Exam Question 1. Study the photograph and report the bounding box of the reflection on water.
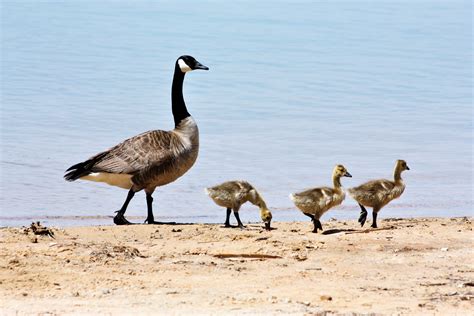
[1,1,472,226]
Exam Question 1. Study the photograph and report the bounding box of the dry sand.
[1,217,473,315]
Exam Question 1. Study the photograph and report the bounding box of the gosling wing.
[295,187,334,210]
[349,179,395,206]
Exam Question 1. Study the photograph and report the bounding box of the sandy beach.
[1,217,472,315]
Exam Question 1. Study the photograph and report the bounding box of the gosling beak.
[194,61,209,71]
[406,165,410,170]
[344,171,352,177]
[264,221,271,231]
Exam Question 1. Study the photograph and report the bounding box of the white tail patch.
[204,188,211,196]
[81,172,133,190]
[289,193,296,201]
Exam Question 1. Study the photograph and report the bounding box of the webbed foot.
[114,213,132,225]
[145,217,177,225]
[358,211,368,227]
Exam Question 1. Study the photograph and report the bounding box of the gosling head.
[260,208,273,231]
[177,55,209,73]
[334,164,352,178]
[397,159,410,171]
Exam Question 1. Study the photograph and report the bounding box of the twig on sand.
[344,226,396,234]
[212,253,282,259]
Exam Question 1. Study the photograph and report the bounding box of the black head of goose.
[64,55,208,225]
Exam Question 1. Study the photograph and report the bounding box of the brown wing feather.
[91,130,174,174]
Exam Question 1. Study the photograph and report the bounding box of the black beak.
[406,166,410,170]
[265,222,271,231]
[344,171,352,177]
[194,61,209,71]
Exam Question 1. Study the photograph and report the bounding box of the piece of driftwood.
[28,222,55,238]
[344,226,396,234]
[212,253,282,259]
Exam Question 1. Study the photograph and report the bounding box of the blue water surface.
[1,1,472,226]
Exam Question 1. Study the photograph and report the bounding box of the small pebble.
[320,295,333,301]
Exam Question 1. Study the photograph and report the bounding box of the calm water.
[1,1,472,227]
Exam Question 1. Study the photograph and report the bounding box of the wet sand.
[1,217,473,315]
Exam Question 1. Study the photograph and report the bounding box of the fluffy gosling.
[205,181,272,230]
[290,165,352,233]
[348,159,410,228]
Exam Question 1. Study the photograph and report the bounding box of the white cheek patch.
[178,59,192,72]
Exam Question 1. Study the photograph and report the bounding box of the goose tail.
[64,160,92,181]
[64,152,108,181]
[289,193,296,202]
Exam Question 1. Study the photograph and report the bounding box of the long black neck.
[171,63,190,127]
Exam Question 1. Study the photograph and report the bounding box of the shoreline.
[1,213,472,228]
[1,217,473,315]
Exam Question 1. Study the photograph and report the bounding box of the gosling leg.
[371,210,378,228]
[303,213,317,232]
[114,189,135,225]
[233,211,245,229]
[303,212,314,220]
[224,208,232,227]
[316,219,323,231]
[358,203,368,227]
[312,218,323,233]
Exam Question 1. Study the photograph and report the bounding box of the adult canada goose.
[289,165,352,233]
[64,55,209,225]
[205,181,273,230]
[348,160,410,228]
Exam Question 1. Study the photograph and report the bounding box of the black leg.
[312,218,323,233]
[234,211,245,229]
[371,211,378,228]
[224,208,232,227]
[143,192,177,225]
[114,189,135,225]
[302,213,318,232]
[358,203,368,227]
[316,219,323,231]
[145,193,154,224]
[303,212,314,220]
[311,217,318,233]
